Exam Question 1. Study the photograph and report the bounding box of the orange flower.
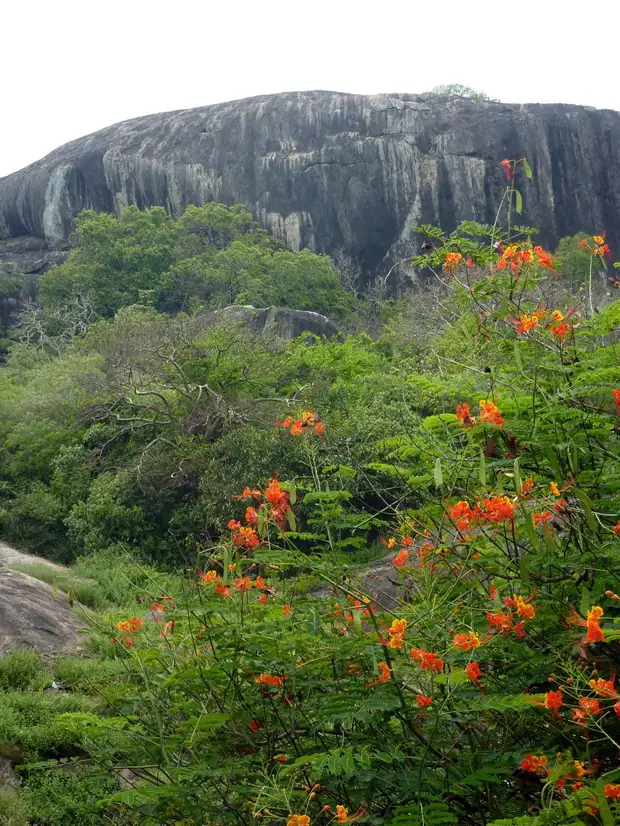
[417,695,433,708]
[287,816,310,826]
[453,632,481,651]
[410,648,443,673]
[245,507,258,526]
[516,314,539,334]
[466,257,474,269]
[544,690,563,714]
[612,389,620,410]
[578,238,589,248]
[604,784,620,799]
[200,570,219,584]
[551,310,564,322]
[612,520,620,536]
[215,582,231,598]
[276,754,288,762]
[533,246,555,270]
[443,251,463,272]
[315,421,326,438]
[117,620,131,633]
[500,159,514,179]
[553,499,568,514]
[515,596,535,619]
[593,235,605,246]
[391,548,409,568]
[231,524,260,550]
[479,400,504,426]
[521,477,534,495]
[588,677,617,698]
[456,403,476,427]
[257,593,268,605]
[481,496,515,524]
[533,510,553,527]
[265,477,290,510]
[335,806,349,824]
[605,589,620,600]
[549,482,560,496]
[368,661,391,687]
[520,754,548,774]
[575,697,601,717]
[290,421,304,436]
[281,603,292,616]
[255,673,285,687]
[234,576,253,591]
[486,611,513,633]
[388,619,407,649]
[465,661,482,682]
[550,321,570,340]
[586,606,605,643]
[234,486,262,500]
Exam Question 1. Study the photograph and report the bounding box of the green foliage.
[423,83,493,100]
[39,202,350,319]
[0,789,29,826]
[0,650,50,691]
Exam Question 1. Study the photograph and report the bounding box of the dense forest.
[1,158,620,826]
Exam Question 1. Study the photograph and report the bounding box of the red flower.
[585,606,605,643]
[551,321,570,340]
[368,661,391,687]
[500,159,514,179]
[465,661,482,682]
[245,507,258,526]
[588,677,617,698]
[417,695,433,708]
[410,648,443,673]
[214,582,231,598]
[456,403,476,427]
[533,510,553,527]
[453,632,481,651]
[255,673,285,687]
[604,784,620,799]
[520,754,548,774]
[612,520,620,536]
[392,549,409,568]
[249,720,263,732]
[486,611,513,633]
[613,389,620,412]
[544,690,563,714]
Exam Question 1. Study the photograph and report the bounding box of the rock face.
[0,544,82,655]
[211,306,338,339]
[1,91,619,280]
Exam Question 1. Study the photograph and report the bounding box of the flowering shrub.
[63,162,620,826]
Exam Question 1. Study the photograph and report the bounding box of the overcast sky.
[2,0,620,178]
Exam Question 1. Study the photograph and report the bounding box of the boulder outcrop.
[1,91,619,280]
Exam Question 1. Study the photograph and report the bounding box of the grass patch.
[7,563,106,610]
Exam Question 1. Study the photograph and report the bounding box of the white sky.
[2,0,620,178]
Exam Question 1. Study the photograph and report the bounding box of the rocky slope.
[0,542,82,655]
[1,91,619,280]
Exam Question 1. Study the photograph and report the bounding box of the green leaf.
[434,458,443,489]
[513,340,523,370]
[479,446,487,486]
[518,557,530,588]
[522,158,532,179]
[513,457,522,494]
[572,487,598,531]
[514,189,523,214]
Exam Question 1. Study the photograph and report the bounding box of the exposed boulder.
[209,305,338,339]
[0,546,82,656]
[1,91,619,281]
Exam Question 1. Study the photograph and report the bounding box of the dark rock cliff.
[1,91,619,280]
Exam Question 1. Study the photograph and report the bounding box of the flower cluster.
[410,647,443,673]
[279,411,325,437]
[111,616,145,648]
[497,244,554,274]
[485,594,536,638]
[233,477,291,533]
[456,400,504,428]
[387,619,407,649]
[579,234,611,257]
[449,496,517,532]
